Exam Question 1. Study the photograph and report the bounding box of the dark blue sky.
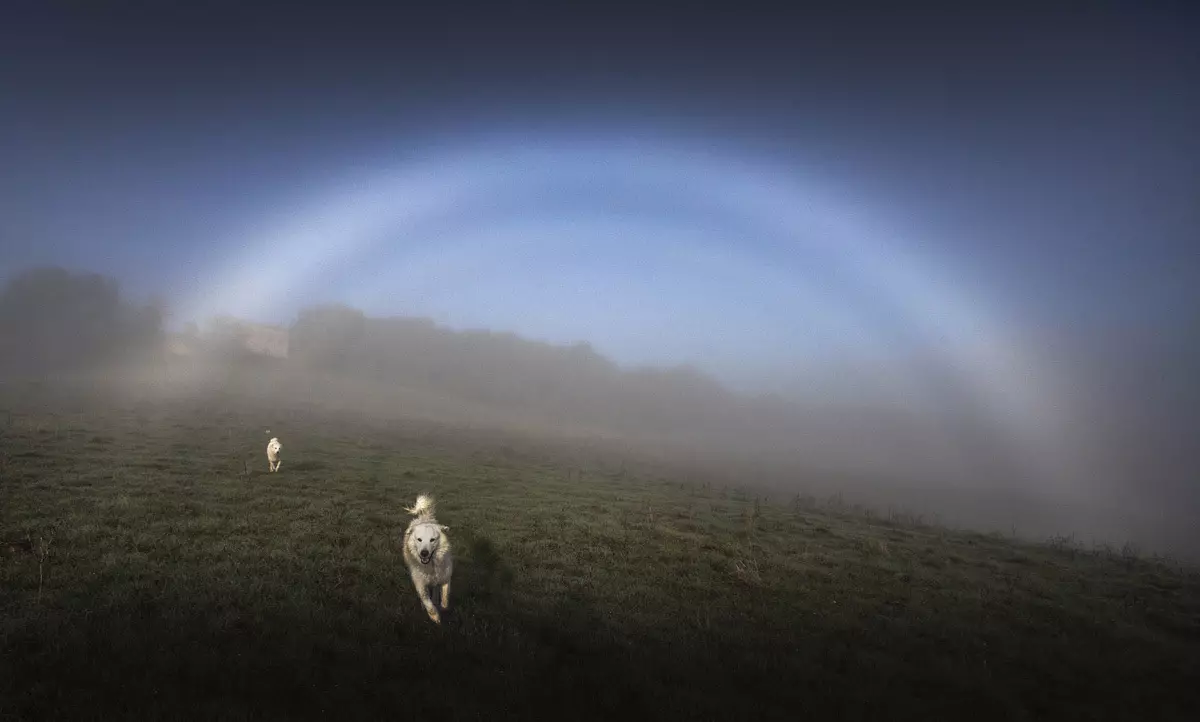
[2,1,1197,379]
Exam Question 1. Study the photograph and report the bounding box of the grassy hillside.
[1,378,1198,721]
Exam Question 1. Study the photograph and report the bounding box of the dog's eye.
[417,538,422,542]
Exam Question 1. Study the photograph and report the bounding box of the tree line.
[0,267,164,374]
[0,266,749,435]
[288,303,748,435]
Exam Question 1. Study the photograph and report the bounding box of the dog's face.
[268,439,281,452]
[407,521,444,565]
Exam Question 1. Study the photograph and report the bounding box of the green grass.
[2,380,1198,721]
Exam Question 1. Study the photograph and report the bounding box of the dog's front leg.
[412,574,440,624]
[440,581,451,610]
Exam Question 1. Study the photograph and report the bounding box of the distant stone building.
[164,334,197,357]
[167,317,290,359]
[238,321,289,358]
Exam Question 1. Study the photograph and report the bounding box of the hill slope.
[1,377,1197,721]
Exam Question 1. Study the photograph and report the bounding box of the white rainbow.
[178,132,1080,494]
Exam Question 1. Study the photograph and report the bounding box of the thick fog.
[2,267,1195,560]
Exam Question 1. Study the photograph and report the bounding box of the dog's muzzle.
[419,551,431,564]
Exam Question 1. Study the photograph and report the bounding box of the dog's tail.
[404,494,435,519]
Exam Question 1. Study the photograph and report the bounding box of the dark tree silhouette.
[286,302,739,434]
[0,267,164,373]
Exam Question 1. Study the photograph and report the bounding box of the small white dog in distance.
[402,494,454,625]
[266,437,283,472]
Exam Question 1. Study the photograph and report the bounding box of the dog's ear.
[439,525,450,531]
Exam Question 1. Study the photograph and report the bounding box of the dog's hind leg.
[411,574,441,624]
[440,581,450,610]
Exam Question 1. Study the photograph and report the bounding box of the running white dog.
[401,494,454,624]
[266,437,283,472]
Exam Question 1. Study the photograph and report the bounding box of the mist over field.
[2,266,1195,560]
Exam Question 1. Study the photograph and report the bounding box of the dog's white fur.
[266,437,282,472]
[401,494,453,624]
